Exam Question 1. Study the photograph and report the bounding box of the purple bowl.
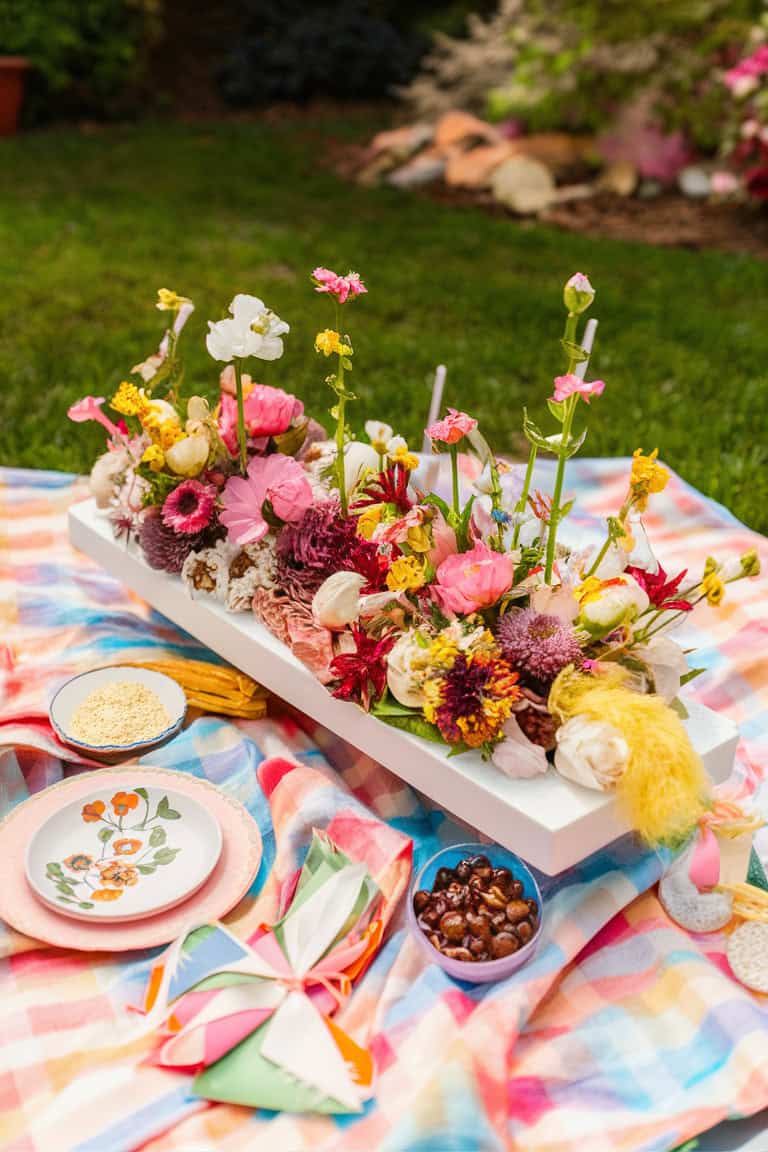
[407,841,543,984]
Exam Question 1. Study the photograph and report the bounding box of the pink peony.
[311,267,367,305]
[434,541,514,615]
[218,383,303,457]
[552,374,606,405]
[426,408,478,446]
[220,455,313,546]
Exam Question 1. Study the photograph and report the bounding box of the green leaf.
[560,338,589,363]
[680,667,705,686]
[156,795,181,820]
[78,902,94,910]
[669,698,690,720]
[379,714,445,744]
[372,694,421,718]
[465,427,493,466]
[137,865,156,875]
[134,787,149,801]
[98,827,114,843]
[523,412,557,453]
[564,427,588,458]
[46,862,64,878]
[153,847,181,865]
[57,897,76,905]
[56,882,77,896]
[559,498,575,519]
[547,398,567,423]
[424,492,452,519]
[149,826,166,847]
[340,357,353,371]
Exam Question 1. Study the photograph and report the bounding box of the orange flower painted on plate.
[98,861,139,888]
[92,888,123,902]
[111,791,139,817]
[63,853,94,872]
[113,838,142,855]
[82,800,106,822]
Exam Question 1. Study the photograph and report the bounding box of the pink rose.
[311,267,367,305]
[434,541,514,614]
[552,374,606,405]
[220,455,313,546]
[426,408,478,446]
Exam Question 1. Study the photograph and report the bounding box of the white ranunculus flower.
[386,630,428,708]
[492,716,549,780]
[579,573,649,635]
[164,433,210,477]
[312,571,367,631]
[554,715,629,791]
[146,398,181,426]
[364,420,393,450]
[206,294,289,363]
[90,448,129,508]
[633,635,689,702]
[343,441,379,496]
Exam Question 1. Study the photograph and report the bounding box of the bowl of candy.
[408,842,543,983]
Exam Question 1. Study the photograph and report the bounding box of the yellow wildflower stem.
[234,356,248,476]
[335,358,348,517]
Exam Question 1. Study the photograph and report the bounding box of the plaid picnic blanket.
[1,462,767,1152]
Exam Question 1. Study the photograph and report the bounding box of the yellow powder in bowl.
[68,681,172,746]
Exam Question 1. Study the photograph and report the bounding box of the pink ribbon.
[687,801,747,889]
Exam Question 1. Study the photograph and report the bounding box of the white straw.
[574,318,598,380]
[422,364,446,452]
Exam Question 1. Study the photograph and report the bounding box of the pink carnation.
[552,374,606,404]
[311,266,367,304]
[426,408,478,446]
[218,383,303,457]
[434,541,514,615]
[220,455,313,546]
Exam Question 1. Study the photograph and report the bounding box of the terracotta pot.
[0,57,29,137]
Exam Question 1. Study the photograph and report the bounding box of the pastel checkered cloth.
[1,464,767,1152]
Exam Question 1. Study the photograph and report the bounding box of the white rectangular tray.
[69,499,739,875]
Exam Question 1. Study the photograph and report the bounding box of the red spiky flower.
[625,563,692,612]
[351,464,412,514]
[329,625,397,711]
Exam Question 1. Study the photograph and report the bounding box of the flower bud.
[563,272,595,315]
[312,571,367,630]
[740,549,760,578]
[164,433,209,477]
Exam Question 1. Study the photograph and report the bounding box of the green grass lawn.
[0,120,767,531]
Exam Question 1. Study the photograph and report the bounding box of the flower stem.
[234,357,248,476]
[544,396,576,583]
[449,442,460,517]
[512,445,537,547]
[335,360,348,516]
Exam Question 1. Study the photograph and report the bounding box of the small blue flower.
[491,508,511,525]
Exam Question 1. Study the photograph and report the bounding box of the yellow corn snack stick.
[120,658,269,720]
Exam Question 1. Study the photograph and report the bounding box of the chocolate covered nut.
[440,911,466,942]
[490,912,508,933]
[434,867,455,891]
[492,867,513,892]
[466,912,492,943]
[509,880,524,900]
[468,937,488,957]
[420,904,441,928]
[413,890,431,915]
[469,854,491,870]
[505,899,530,924]
[491,932,520,959]
[516,919,534,944]
[443,946,473,962]
[526,899,539,916]
[428,933,444,950]
[455,859,472,882]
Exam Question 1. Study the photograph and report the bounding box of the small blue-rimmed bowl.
[49,666,187,763]
[407,842,543,984]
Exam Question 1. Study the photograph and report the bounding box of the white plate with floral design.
[25,784,223,923]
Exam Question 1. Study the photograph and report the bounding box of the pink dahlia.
[496,608,582,685]
[426,408,478,446]
[220,454,313,547]
[311,267,367,304]
[162,479,216,535]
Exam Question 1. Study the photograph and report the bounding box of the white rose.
[312,571,367,630]
[89,448,129,508]
[492,716,549,780]
[579,573,649,635]
[343,441,379,496]
[554,715,629,791]
[206,294,289,363]
[633,635,689,702]
[164,433,210,477]
[386,630,427,708]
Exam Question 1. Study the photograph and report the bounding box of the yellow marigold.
[356,504,382,540]
[111,381,148,417]
[156,288,191,311]
[428,635,460,670]
[141,444,166,472]
[315,329,352,358]
[630,448,669,512]
[701,571,725,606]
[386,554,427,592]
[390,444,420,471]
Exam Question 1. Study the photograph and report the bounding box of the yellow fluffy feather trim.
[549,666,710,846]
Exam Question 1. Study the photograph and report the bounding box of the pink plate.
[0,767,262,951]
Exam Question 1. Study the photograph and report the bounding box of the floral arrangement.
[69,270,760,848]
[721,25,768,198]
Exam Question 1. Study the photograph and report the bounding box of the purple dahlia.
[496,608,582,685]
